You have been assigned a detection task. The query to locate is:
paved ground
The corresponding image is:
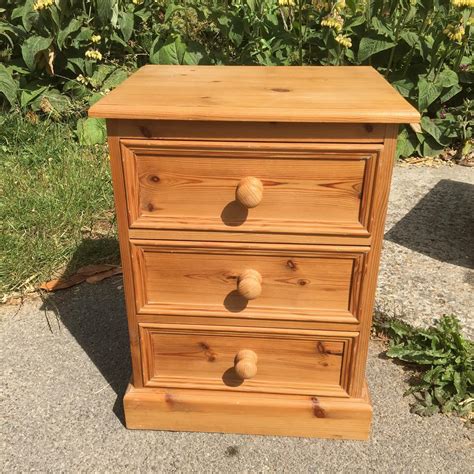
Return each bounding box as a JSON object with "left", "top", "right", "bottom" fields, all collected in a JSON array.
[
  {"left": 379, "top": 165, "right": 473, "bottom": 337},
  {"left": 1, "top": 165, "right": 473, "bottom": 472}
]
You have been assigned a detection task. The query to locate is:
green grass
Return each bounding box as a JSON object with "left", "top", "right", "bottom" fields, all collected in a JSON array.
[{"left": 0, "top": 114, "right": 119, "bottom": 298}]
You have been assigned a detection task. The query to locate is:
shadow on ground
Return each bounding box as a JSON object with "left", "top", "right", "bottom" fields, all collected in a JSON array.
[
  {"left": 40, "top": 237, "right": 129, "bottom": 424},
  {"left": 385, "top": 179, "right": 474, "bottom": 269}
]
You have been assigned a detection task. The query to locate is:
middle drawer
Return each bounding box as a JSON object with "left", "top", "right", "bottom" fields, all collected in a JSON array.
[{"left": 131, "top": 241, "right": 367, "bottom": 324}]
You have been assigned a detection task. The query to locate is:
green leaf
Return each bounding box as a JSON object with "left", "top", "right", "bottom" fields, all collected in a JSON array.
[
  {"left": 440, "top": 84, "right": 462, "bottom": 103},
  {"left": 400, "top": 31, "right": 420, "bottom": 49},
  {"left": 437, "top": 69, "right": 458, "bottom": 89},
  {"left": 164, "top": 3, "right": 184, "bottom": 22},
  {"left": 95, "top": 0, "right": 117, "bottom": 25},
  {"left": 0, "top": 64, "right": 18, "bottom": 106},
  {"left": 31, "top": 89, "right": 70, "bottom": 114},
  {"left": 21, "top": 0, "right": 38, "bottom": 32},
  {"left": 422, "top": 135, "right": 444, "bottom": 157},
  {"left": 0, "top": 22, "right": 22, "bottom": 48},
  {"left": 66, "top": 57, "right": 85, "bottom": 75},
  {"left": 21, "top": 35, "right": 53, "bottom": 71},
  {"left": 182, "top": 43, "right": 204, "bottom": 65},
  {"left": 49, "top": 5, "right": 60, "bottom": 29},
  {"left": 150, "top": 37, "right": 203, "bottom": 65},
  {"left": 110, "top": 32, "right": 128, "bottom": 48},
  {"left": 150, "top": 37, "right": 183, "bottom": 65},
  {"left": 62, "top": 80, "right": 90, "bottom": 100},
  {"left": 396, "top": 127, "right": 417, "bottom": 158},
  {"left": 392, "top": 79, "right": 415, "bottom": 98},
  {"left": 20, "top": 85, "right": 47, "bottom": 109},
  {"left": 246, "top": 0, "right": 256, "bottom": 12},
  {"left": 88, "top": 65, "right": 115, "bottom": 89},
  {"left": 57, "top": 18, "right": 82, "bottom": 49},
  {"left": 418, "top": 76, "right": 441, "bottom": 111},
  {"left": 229, "top": 17, "right": 244, "bottom": 47},
  {"left": 453, "top": 371, "right": 463, "bottom": 396},
  {"left": 345, "top": 15, "right": 366, "bottom": 30},
  {"left": 72, "top": 27, "right": 93, "bottom": 47},
  {"left": 88, "top": 93, "right": 103, "bottom": 106},
  {"left": 421, "top": 116, "right": 447, "bottom": 145},
  {"left": 120, "top": 11, "right": 134, "bottom": 43},
  {"left": 102, "top": 69, "right": 128, "bottom": 90},
  {"left": 77, "top": 117, "right": 106, "bottom": 145},
  {"left": 358, "top": 36, "right": 396, "bottom": 62},
  {"left": 371, "top": 17, "right": 394, "bottom": 39}
]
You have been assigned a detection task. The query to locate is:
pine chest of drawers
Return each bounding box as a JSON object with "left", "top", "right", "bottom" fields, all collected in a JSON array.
[{"left": 90, "top": 65, "right": 419, "bottom": 440}]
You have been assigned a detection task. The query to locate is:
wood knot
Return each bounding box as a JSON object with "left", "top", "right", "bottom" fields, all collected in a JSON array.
[
  {"left": 199, "top": 342, "right": 216, "bottom": 362},
  {"left": 364, "top": 124, "right": 374, "bottom": 133},
  {"left": 286, "top": 259, "right": 297, "bottom": 271},
  {"left": 317, "top": 342, "right": 327, "bottom": 355},
  {"left": 272, "top": 88, "right": 290, "bottom": 93},
  {"left": 311, "top": 397, "right": 326, "bottom": 418},
  {"left": 139, "top": 126, "right": 152, "bottom": 138},
  {"left": 164, "top": 393, "right": 174, "bottom": 406},
  {"left": 298, "top": 279, "right": 309, "bottom": 286},
  {"left": 147, "top": 202, "right": 155, "bottom": 212},
  {"left": 149, "top": 175, "right": 160, "bottom": 183}
]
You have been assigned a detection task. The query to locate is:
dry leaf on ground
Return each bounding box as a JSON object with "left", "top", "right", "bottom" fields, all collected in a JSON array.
[{"left": 39, "top": 264, "right": 122, "bottom": 292}]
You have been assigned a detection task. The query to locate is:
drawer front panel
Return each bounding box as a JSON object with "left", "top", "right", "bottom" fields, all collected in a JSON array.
[
  {"left": 121, "top": 140, "right": 381, "bottom": 238},
  {"left": 140, "top": 324, "right": 357, "bottom": 396},
  {"left": 131, "top": 242, "right": 366, "bottom": 324}
]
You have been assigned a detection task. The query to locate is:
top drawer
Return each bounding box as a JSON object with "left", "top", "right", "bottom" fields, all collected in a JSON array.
[{"left": 120, "top": 140, "right": 382, "bottom": 240}]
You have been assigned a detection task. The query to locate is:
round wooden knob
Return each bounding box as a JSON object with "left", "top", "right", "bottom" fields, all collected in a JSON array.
[
  {"left": 237, "top": 269, "right": 262, "bottom": 300},
  {"left": 236, "top": 177, "right": 263, "bottom": 208},
  {"left": 234, "top": 349, "right": 258, "bottom": 379}
]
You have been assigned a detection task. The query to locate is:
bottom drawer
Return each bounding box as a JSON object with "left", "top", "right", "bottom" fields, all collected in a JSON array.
[{"left": 140, "top": 324, "right": 357, "bottom": 397}]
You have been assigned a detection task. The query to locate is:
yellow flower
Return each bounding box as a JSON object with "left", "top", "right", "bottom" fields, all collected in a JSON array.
[
  {"left": 278, "top": 0, "right": 295, "bottom": 5},
  {"left": 91, "top": 34, "right": 101, "bottom": 44},
  {"left": 335, "top": 34, "right": 352, "bottom": 48},
  {"left": 321, "top": 12, "right": 344, "bottom": 32},
  {"left": 85, "top": 49, "right": 103, "bottom": 61},
  {"left": 76, "top": 74, "right": 89, "bottom": 85},
  {"left": 451, "top": 0, "right": 474, "bottom": 7},
  {"left": 335, "top": 0, "right": 346, "bottom": 11},
  {"left": 132, "top": 0, "right": 144, "bottom": 4},
  {"left": 33, "top": 0, "right": 54, "bottom": 11},
  {"left": 444, "top": 24, "right": 465, "bottom": 43}
]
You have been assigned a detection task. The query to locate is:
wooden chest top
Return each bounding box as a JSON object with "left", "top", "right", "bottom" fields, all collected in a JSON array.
[{"left": 89, "top": 65, "right": 419, "bottom": 123}]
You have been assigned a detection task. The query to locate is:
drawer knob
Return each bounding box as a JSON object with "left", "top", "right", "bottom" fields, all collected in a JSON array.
[
  {"left": 237, "top": 269, "right": 262, "bottom": 300},
  {"left": 236, "top": 177, "right": 263, "bottom": 208},
  {"left": 234, "top": 349, "right": 258, "bottom": 379}
]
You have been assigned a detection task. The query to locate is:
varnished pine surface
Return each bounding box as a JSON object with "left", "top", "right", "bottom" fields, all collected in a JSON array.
[
  {"left": 131, "top": 241, "right": 365, "bottom": 324},
  {"left": 123, "top": 382, "right": 372, "bottom": 439},
  {"left": 121, "top": 140, "right": 381, "bottom": 239},
  {"left": 97, "top": 66, "right": 414, "bottom": 438},
  {"left": 139, "top": 324, "right": 356, "bottom": 396},
  {"left": 89, "top": 65, "right": 420, "bottom": 123}
]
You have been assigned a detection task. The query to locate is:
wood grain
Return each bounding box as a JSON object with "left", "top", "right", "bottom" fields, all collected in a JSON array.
[
  {"left": 106, "top": 123, "right": 143, "bottom": 388},
  {"left": 130, "top": 241, "right": 366, "bottom": 324},
  {"left": 120, "top": 140, "right": 381, "bottom": 239},
  {"left": 127, "top": 227, "right": 373, "bottom": 246},
  {"left": 95, "top": 65, "right": 416, "bottom": 439},
  {"left": 89, "top": 65, "right": 420, "bottom": 123},
  {"left": 123, "top": 382, "right": 372, "bottom": 439},
  {"left": 348, "top": 124, "right": 400, "bottom": 398},
  {"left": 109, "top": 119, "right": 387, "bottom": 143},
  {"left": 139, "top": 323, "right": 357, "bottom": 396}
]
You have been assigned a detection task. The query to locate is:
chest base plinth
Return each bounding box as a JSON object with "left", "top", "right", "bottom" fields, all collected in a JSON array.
[{"left": 123, "top": 380, "right": 372, "bottom": 440}]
